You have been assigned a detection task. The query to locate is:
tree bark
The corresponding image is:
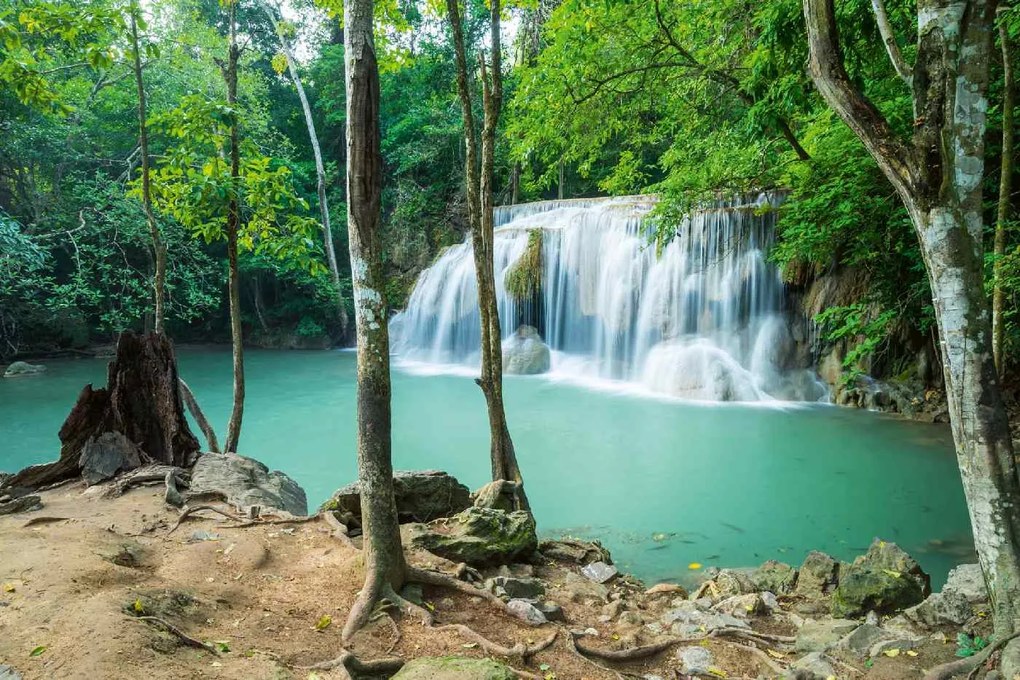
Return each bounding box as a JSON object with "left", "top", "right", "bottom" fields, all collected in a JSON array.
[
  {"left": 341, "top": 0, "right": 407, "bottom": 641},
  {"left": 994, "top": 10, "right": 1014, "bottom": 377},
  {"left": 178, "top": 378, "right": 220, "bottom": 453},
  {"left": 804, "top": 0, "right": 1020, "bottom": 636},
  {"left": 3, "top": 332, "right": 199, "bottom": 489},
  {"left": 263, "top": 3, "right": 350, "bottom": 342},
  {"left": 223, "top": 0, "right": 245, "bottom": 454},
  {"left": 129, "top": 3, "right": 165, "bottom": 333},
  {"left": 445, "top": 0, "right": 530, "bottom": 511}
]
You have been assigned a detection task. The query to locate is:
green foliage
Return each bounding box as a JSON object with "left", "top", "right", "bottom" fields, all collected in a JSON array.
[
  {"left": 815, "top": 304, "right": 898, "bottom": 383},
  {"left": 955, "top": 632, "right": 989, "bottom": 658}
]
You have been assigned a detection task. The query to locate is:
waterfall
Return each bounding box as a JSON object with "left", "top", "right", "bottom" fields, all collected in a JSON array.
[{"left": 389, "top": 194, "right": 827, "bottom": 402}]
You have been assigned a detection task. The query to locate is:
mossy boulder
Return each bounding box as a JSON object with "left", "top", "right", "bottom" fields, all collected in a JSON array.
[
  {"left": 324, "top": 470, "right": 471, "bottom": 524},
  {"left": 752, "top": 560, "right": 798, "bottom": 594},
  {"left": 831, "top": 539, "right": 930, "bottom": 618},
  {"left": 393, "top": 656, "right": 516, "bottom": 679},
  {"left": 409, "top": 507, "right": 537, "bottom": 566}
]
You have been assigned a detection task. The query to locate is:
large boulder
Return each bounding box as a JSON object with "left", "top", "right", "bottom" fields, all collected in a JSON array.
[
  {"left": 794, "top": 551, "right": 840, "bottom": 599},
  {"left": 409, "top": 507, "right": 537, "bottom": 566},
  {"left": 3, "top": 361, "right": 45, "bottom": 378},
  {"left": 187, "top": 452, "right": 307, "bottom": 516},
  {"left": 831, "top": 539, "right": 930, "bottom": 618},
  {"left": 502, "top": 325, "right": 551, "bottom": 375},
  {"left": 393, "top": 657, "right": 516, "bottom": 680},
  {"left": 752, "top": 560, "right": 798, "bottom": 594},
  {"left": 324, "top": 470, "right": 471, "bottom": 524},
  {"left": 901, "top": 563, "right": 986, "bottom": 629},
  {"left": 79, "top": 432, "right": 143, "bottom": 486}
]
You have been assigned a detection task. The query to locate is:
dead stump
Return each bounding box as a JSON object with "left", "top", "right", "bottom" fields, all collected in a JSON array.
[{"left": 3, "top": 331, "right": 200, "bottom": 489}]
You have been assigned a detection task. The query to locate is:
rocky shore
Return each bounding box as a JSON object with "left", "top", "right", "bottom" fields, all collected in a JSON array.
[{"left": 1, "top": 462, "right": 1010, "bottom": 679}]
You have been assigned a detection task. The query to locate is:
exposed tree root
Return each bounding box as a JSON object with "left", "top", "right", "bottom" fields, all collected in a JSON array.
[
  {"left": 724, "top": 640, "right": 788, "bottom": 675},
  {"left": 369, "top": 611, "right": 401, "bottom": 654},
  {"left": 297, "top": 648, "right": 405, "bottom": 677},
  {"left": 705, "top": 626, "right": 796, "bottom": 649},
  {"left": 406, "top": 565, "right": 509, "bottom": 613},
  {"left": 178, "top": 378, "right": 220, "bottom": 453},
  {"left": 382, "top": 583, "right": 434, "bottom": 627},
  {"left": 343, "top": 571, "right": 385, "bottom": 641},
  {"left": 166, "top": 504, "right": 246, "bottom": 535},
  {"left": 438, "top": 624, "right": 557, "bottom": 660},
  {"left": 104, "top": 465, "right": 186, "bottom": 498},
  {"left": 131, "top": 615, "right": 218, "bottom": 654},
  {"left": 924, "top": 632, "right": 1020, "bottom": 680},
  {"left": 454, "top": 561, "right": 483, "bottom": 583},
  {"left": 507, "top": 666, "right": 543, "bottom": 680},
  {"left": 571, "top": 631, "right": 676, "bottom": 661},
  {"left": 566, "top": 631, "right": 626, "bottom": 680},
  {"left": 322, "top": 510, "right": 354, "bottom": 546}
]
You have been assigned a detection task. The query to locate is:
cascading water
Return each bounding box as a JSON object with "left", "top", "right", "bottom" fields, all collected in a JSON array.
[{"left": 389, "top": 194, "right": 826, "bottom": 402}]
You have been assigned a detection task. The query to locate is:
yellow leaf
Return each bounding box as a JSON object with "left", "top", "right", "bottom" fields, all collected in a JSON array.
[
  {"left": 707, "top": 667, "right": 728, "bottom": 678},
  {"left": 314, "top": 615, "right": 332, "bottom": 631},
  {"left": 882, "top": 569, "right": 902, "bottom": 579},
  {"left": 133, "top": 599, "right": 145, "bottom": 613},
  {"left": 882, "top": 648, "right": 901, "bottom": 657},
  {"left": 3, "top": 583, "right": 14, "bottom": 593},
  {"left": 688, "top": 562, "right": 702, "bottom": 570},
  {"left": 766, "top": 649, "right": 785, "bottom": 658},
  {"left": 906, "top": 650, "right": 918, "bottom": 657}
]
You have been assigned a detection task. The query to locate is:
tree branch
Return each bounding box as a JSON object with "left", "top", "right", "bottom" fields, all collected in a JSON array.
[{"left": 871, "top": 0, "right": 914, "bottom": 86}]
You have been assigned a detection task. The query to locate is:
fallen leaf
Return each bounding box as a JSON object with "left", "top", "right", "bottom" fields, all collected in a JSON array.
[
  {"left": 3, "top": 583, "right": 14, "bottom": 593},
  {"left": 766, "top": 649, "right": 785, "bottom": 658},
  {"left": 29, "top": 645, "right": 46, "bottom": 657},
  {"left": 906, "top": 650, "right": 918, "bottom": 657},
  {"left": 462, "top": 643, "right": 478, "bottom": 649},
  {"left": 214, "top": 641, "right": 230, "bottom": 653},
  {"left": 883, "top": 648, "right": 901, "bottom": 657},
  {"left": 133, "top": 599, "right": 145, "bottom": 614},
  {"left": 707, "top": 667, "right": 728, "bottom": 678},
  {"left": 882, "top": 569, "right": 902, "bottom": 579},
  {"left": 314, "top": 615, "right": 332, "bottom": 631}
]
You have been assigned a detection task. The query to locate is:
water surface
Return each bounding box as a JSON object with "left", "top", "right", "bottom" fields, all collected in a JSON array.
[{"left": 0, "top": 348, "right": 972, "bottom": 587}]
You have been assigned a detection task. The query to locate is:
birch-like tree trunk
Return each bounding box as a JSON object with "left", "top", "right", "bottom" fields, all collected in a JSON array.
[
  {"left": 128, "top": 3, "right": 165, "bottom": 333},
  {"left": 994, "top": 11, "right": 1014, "bottom": 377},
  {"left": 341, "top": 0, "right": 407, "bottom": 641},
  {"left": 445, "top": 0, "right": 530, "bottom": 512},
  {"left": 262, "top": 3, "right": 350, "bottom": 341},
  {"left": 223, "top": 0, "right": 245, "bottom": 454},
  {"left": 804, "top": 0, "right": 1020, "bottom": 636}
]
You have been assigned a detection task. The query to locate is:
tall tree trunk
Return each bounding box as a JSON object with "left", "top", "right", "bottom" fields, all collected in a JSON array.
[
  {"left": 558, "top": 159, "right": 564, "bottom": 199},
  {"left": 263, "top": 3, "right": 350, "bottom": 341},
  {"left": 994, "top": 11, "right": 1014, "bottom": 377},
  {"left": 224, "top": 1, "right": 245, "bottom": 454},
  {"left": 129, "top": 4, "right": 165, "bottom": 333},
  {"left": 445, "top": 0, "right": 530, "bottom": 511},
  {"left": 341, "top": 0, "right": 407, "bottom": 641},
  {"left": 804, "top": 0, "right": 1020, "bottom": 636}
]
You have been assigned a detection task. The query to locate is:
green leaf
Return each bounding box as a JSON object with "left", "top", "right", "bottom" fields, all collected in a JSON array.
[{"left": 29, "top": 645, "right": 46, "bottom": 657}]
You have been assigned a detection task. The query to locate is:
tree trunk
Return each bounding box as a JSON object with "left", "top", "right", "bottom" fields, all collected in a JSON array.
[
  {"left": 994, "top": 13, "right": 1014, "bottom": 377},
  {"left": 263, "top": 3, "right": 350, "bottom": 342},
  {"left": 3, "top": 332, "right": 199, "bottom": 489},
  {"left": 129, "top": 4, "right": 166, "bottom": 333},
  {"left": 223, "top": 1, "right": 245, "bottom": 454},
  {"left": 445, "top": 0, "right": 530, "bottom": 512},
  {"left": 804, "top": 0, "right": 1020, "bottom": 636},
  {"left": 341, "top": 0, "right": 407, "bottom": 641},
  {"left": 558, "top": 159, "right": 565, "bottom": 199}
]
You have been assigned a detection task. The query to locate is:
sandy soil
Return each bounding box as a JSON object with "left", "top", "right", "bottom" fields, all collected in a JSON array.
[{"left": 0, "top": 484, "right": 963, "bottom": 679}]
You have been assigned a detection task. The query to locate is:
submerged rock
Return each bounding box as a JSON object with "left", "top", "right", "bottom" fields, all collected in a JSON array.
[
  {"left": 187, "top": 452, "right": 308, "bottom": 516},
  {"left": 831, "top": 539, "right": 930, "bottom": 618},
  {"left": 752, "top": 560, "right": 798, "bottom": 594},
  {"left": 3, "top": 361, "right": 45, "bottom": 377},
  {"left": 502, "top": 325, "right": 551, "bottom": 375},
  {"left": 409, "top": 507, "right": 537, "bottom": 565},
  {"left": 393, "top": 656, "right": 516, "bottom": 680},
  {"left": 325, "top": 470, "right": 471, "bottom": 524},
  {"left": 539, "top": 538, "right": 611, "bottom": 565}
]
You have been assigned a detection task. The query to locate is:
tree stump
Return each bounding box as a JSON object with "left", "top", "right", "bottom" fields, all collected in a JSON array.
[{"left": 2, "top": 331, "right": 199, "bottom": 489}]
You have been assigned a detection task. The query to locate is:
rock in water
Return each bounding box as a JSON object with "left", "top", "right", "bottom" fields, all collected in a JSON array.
[
  {"left": 79, "top": 432, "right": 143, "bottom": 485},
  {"left": 187, "top": 452, "right": 308, "bottom": 516},
  {"left": 3, "top": 361, "right": 45, "bottom": 377},
  {"left": 393, "top": 657, "right": 516, "bottom": 680},
  {"left": 831, "top": 539, "right": 930, "bottom": 618},
  {"left": 409, "top": 507, "right": 537, "bottom": 565},
  {"left": 324, "top": 470, "right": 471, "bottom": 523},
  {"left": 502, "top": 325, "right": 551, "bottom": 375},
  {"left": 539, "top": 538, "right": 611, "bottom": 565}
]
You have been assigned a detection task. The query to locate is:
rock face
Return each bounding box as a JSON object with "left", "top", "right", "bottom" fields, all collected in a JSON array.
[
  {"left": 325, "top": 470, "right": 471, "bottom": 524},
  {"left": 502, "top": 325, "right": 551, "bottom": 375},
  {"left": 187, "top": 452, "right": 308, "bottom": 516},
  {"left": 393, "top": 656, "right": 516, "bottom": 680},
  {"left": 409, "top": 507, "right": 537, "bottom": 565},
  {"left": 794, "top": 551, "right": 840, "bottom": 599},
  {"left": 3, "top": 361, "right": 45, "bottom": 377},
  {"left": 79, "top": 432, "right": 143, "bottom": 485},
  {"left": 902, "top": 563, "right": 986, "bottom": 629},
  {"left": 752, "top": 560, "right": 798, "bottom": 594},
  {"left": 831, "top": 539, "right": 930, "bottom": 617}
]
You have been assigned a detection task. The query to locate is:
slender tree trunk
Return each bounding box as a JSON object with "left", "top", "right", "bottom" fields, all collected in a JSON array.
[
  {"left": 341, "top": 0, "right": 406, "bottom": 641},
  {"left": 263, "top": 3, "right": 349, "bottom": 341},
  {"left": 445, "top": 0, "right": 529, "bottom": 512},
  {"left": 558, "top": 159, "right": 565, "bottom": 200},
  {"left": 129, "top": 4, "right": 165, "bottom": 333},
  {"left": 804, "top": 0, "right": 1020, "bottom": 636},
  {"left": 224, "top": 1, "right": 245, "bottom": 454},
  {"left": 511, "top": 162, "right": 520, "bottom": 205},
  {"left": 994, "top": 13, "right": 1014, "bottom": 377}
]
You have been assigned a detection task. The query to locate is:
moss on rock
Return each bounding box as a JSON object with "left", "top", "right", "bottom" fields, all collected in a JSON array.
[{"left": 393, "top": 656, "right": 516, "bottom": 679}]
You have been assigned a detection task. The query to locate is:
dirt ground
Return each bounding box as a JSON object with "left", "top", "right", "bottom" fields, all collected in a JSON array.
[{"left": 0, "top": 484, "right": 964, "bottom": 679}]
